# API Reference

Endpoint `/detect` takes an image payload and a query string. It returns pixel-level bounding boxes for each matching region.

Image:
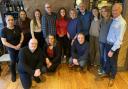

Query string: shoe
[11,75,16,82]
[81,67,87,73]
[68,64,74,68]
[34,77,41,83]
[108,79,114,87]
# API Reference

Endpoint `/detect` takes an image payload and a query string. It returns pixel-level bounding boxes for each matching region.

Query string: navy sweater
[78,11,92,35]
[71,40,89,60]
[67,18,82,39]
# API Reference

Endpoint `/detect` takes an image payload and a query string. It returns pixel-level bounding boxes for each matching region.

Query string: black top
[43,42,61,64]
[18,47,43,75]
[0,25,22,50]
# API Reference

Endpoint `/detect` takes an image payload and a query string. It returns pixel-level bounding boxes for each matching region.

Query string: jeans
[99,42,107,71]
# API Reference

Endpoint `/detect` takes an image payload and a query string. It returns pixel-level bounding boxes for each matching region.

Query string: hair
[5,15,14,21]
[57,7,68,20]
[33,9,42,26]
[92,7,100,20]
[69,8,77,14]
[113,3,122,12]
[77,32,85,38]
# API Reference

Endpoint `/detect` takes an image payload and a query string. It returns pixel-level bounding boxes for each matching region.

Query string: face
[29,39,38,52]
[101,8,108,18]
[70,10,77,19]
[20,11,26,21]
[48,35,55,45]
[112,5,121,18]
[77,34,85,44]
[79,3,86,13]
[35,11,41,19]
[60,9,66,17]
[45,4,52,14]
[6,16,14,27]
[92,9,98,17]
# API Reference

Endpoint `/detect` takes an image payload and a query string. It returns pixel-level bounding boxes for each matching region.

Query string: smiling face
[77,33,85,44]
[92,9,98,17]
[69,10,77,19]
[60,9,66,18]
[19,11,27,21]
[79,3,86,13]
[101,8,108,18]
[45,3,52,14]
[48,35,55,45]
[6,15,14,27]
[29,38,38,52]
[35,11,41,19]
[112,4,122,18]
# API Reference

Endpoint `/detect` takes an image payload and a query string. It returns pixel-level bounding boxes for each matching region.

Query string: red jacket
[56,18,69,36]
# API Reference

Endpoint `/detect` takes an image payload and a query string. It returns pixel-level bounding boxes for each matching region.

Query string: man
[18,38,43,89]
[69,33,89,72]
[106,3,126,86]
[78,3,92,41]
[42,3,57,39]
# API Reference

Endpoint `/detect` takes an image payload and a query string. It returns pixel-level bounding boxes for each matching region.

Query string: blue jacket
[78,11,92,35]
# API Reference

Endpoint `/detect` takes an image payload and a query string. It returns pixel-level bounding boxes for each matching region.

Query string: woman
[56,7,69,63]
[30,9,44,49]
[42,34,61,72]
[89,7,100,67]
[98,6,112,75]
[67,8,82,45]
[0,15,24,82]
[16,10,31,47]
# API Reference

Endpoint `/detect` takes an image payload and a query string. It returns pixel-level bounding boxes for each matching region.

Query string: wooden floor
[0,63,128,89]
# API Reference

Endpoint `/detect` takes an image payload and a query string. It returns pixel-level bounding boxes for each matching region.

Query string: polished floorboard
[0,63,128,89]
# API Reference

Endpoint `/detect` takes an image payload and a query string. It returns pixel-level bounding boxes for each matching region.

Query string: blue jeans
[106,44,119,79]
[69,57,87,68]
[99,42,107,71]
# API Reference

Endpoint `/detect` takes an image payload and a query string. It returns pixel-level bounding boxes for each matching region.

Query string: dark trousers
[19,73,41,89]
[58,35,70,57]
[8,50,19,78]
[106,44,119,79]
[19,73,32,89]
[34,32,45,49]
[21,33,31,47]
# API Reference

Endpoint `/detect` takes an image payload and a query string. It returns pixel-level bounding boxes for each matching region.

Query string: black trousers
[106,44,119,79]
[19,73,40,89]
[8,50,19,78]
[57,35,70,57]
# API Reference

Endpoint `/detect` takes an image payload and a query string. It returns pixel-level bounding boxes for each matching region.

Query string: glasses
[45,6,51,8]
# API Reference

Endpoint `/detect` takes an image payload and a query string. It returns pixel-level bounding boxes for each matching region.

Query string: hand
[34,69,41,77]
[47,62,52,68]
[73,58,79,65]
[59,34,64,37]
[15,43,21,50]
[46,58,50,64]
[67,33,70,39]
[71,39,75,45]
[108,50,114,58]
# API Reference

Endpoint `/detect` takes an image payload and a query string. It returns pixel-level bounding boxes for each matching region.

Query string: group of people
[0,2,127,89]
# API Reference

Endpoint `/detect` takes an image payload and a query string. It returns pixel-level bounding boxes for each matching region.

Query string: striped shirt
[42,12,57,38]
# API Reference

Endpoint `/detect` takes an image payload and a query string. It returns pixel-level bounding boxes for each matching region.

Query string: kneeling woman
[42,34,61,72]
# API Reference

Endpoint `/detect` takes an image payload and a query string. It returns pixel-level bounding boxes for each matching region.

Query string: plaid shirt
[42,12,57,38]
